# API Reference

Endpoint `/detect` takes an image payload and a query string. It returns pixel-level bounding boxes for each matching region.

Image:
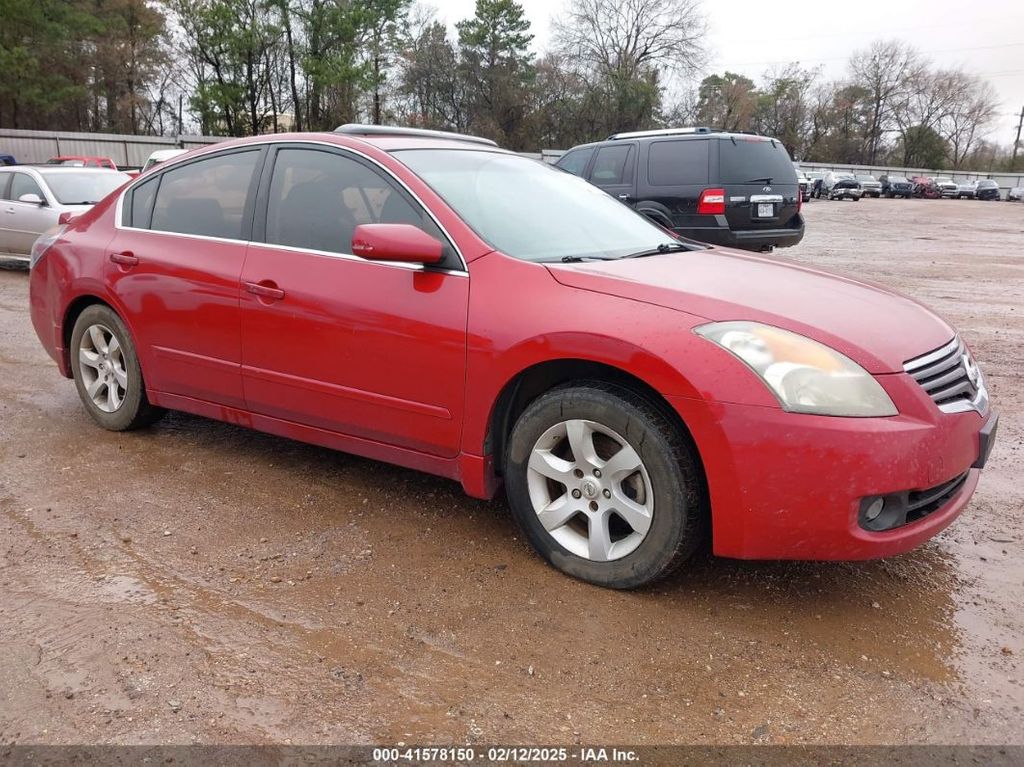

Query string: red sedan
[28,126,997,588]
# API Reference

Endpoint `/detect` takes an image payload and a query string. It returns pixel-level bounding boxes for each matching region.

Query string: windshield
[40,170,130,204]
[856,175,876,182]
[890,177,909,183]
[978,180,997,188]
[394,149,688,263]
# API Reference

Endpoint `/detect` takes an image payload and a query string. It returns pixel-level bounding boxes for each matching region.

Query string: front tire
[504,382,705,589]
[70,304,165,431]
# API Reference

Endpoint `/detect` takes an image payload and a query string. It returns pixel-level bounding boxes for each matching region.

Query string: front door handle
[245,281,285,301]
[109,251,139,266]
[617,194,632,202]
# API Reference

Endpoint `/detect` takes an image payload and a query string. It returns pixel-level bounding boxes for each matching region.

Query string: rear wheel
[504,382,705,589]
[70,305,165,431]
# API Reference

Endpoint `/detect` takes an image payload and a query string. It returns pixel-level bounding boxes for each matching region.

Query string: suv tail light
[697,188,725,215]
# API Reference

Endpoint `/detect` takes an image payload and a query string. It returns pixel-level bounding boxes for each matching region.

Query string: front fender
[461,252,780,458]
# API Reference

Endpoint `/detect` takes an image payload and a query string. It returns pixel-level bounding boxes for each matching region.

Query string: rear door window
[150,150,259,239]
[556,147,595,177]
[588,145,634,186]
[127,177,159,228]
[648,140,709,186]
[718,139,797,184]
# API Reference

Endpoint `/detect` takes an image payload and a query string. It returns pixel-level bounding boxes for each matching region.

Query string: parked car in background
[557,127,804,252]
[795,171,812,202]
[912,176,940,199]
[854,175,881,198]
[822,172,862,201]
[880,175,914,198]
[933,177,958,198]
[47,155,117,169]
[955,181,977,199]
[143,148,188,173]
[807,171,825,198]
[975,179,1001,201]
[0,154,16,166]
[0,166,130,262]
[27,125,997,588]
[1008,186,1023,202]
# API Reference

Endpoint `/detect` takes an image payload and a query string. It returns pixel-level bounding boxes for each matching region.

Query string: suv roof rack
[606,126,713,140]
[334,123,497,147]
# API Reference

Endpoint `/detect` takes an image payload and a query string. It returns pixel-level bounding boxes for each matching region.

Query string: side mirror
[351,223,443,265]
[19,193,44,206]
[58,212,77,226]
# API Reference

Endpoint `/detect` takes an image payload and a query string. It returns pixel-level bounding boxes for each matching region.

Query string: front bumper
[668,384,994,560]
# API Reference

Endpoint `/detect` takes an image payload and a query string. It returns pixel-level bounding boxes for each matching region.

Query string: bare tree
[850,40,922,164]
[553,0,706,133]
[940,74,999,168]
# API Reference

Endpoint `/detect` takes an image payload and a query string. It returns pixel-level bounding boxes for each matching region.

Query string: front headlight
[695,321,897,417]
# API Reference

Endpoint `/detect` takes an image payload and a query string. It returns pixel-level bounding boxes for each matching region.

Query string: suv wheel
[70,305,165,431]
[504,382,705,589]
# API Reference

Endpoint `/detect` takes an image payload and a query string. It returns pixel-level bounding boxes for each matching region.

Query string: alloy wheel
[526,419,654,562]
[78,324,128,413]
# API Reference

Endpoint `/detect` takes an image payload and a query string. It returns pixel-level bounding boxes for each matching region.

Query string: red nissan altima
[28,125,997,588]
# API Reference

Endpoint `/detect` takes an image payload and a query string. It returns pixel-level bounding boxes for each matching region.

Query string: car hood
[546,248,954,373]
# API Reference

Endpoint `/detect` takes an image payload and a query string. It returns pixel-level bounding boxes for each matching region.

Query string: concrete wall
[795,160,1023,194]
[0,128,227,167]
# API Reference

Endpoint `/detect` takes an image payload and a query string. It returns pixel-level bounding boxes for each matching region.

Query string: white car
[933,177,958,198]
[0,166,130,263]
[142,148,188,173]
[1008,186,1023,202]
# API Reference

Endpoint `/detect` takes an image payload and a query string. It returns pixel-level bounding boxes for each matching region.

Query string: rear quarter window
[647,140,709,186]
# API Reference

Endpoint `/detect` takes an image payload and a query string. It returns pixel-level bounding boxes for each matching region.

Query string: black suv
[556,128,804,251]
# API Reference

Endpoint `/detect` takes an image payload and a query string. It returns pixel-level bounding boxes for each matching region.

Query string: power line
[725,42,1024,68]
[713,16,1024,46]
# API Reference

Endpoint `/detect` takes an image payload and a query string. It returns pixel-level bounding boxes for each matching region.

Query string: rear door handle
[244,281,285,301]
[617,194,632,201]
[109,251,139,266]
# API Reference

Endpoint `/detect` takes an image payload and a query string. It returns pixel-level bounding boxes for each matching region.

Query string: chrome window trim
[113,138,468,275]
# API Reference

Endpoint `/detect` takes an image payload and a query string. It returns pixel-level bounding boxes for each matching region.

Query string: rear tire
[504,382,705,589]
[70,305,165,431]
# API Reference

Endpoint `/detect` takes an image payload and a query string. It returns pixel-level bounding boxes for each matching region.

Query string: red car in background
[28,126,997,588]
[47,155,118,169]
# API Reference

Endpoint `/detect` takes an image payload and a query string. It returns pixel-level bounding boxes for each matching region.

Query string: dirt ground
[0,198,1022,747]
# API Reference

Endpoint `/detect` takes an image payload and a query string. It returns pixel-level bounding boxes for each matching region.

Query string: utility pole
[1013,106,1024,172]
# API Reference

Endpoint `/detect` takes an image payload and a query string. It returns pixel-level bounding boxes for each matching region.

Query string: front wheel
[69,304,165,431]
[504,382,705,589]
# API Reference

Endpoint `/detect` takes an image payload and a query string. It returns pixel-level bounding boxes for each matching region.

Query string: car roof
[169,130,513,159]
[0,165,124,173]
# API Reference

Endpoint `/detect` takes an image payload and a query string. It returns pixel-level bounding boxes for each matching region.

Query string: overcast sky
[434,0,1024,145]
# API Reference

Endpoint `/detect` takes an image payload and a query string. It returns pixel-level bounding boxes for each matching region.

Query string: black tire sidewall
[69,305,151,431]
[504,384,701,589]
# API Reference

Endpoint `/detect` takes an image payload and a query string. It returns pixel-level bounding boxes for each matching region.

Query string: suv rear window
[648,140,709,186]
[718,139,797,185]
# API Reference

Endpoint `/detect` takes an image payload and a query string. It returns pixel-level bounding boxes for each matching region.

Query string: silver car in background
[0,166,130,263]
[855,174,882,198]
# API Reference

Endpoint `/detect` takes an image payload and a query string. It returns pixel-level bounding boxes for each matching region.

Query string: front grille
[903,336,984,412]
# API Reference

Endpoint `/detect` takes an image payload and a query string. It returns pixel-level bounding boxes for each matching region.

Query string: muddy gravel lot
[0,198,1022,746]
